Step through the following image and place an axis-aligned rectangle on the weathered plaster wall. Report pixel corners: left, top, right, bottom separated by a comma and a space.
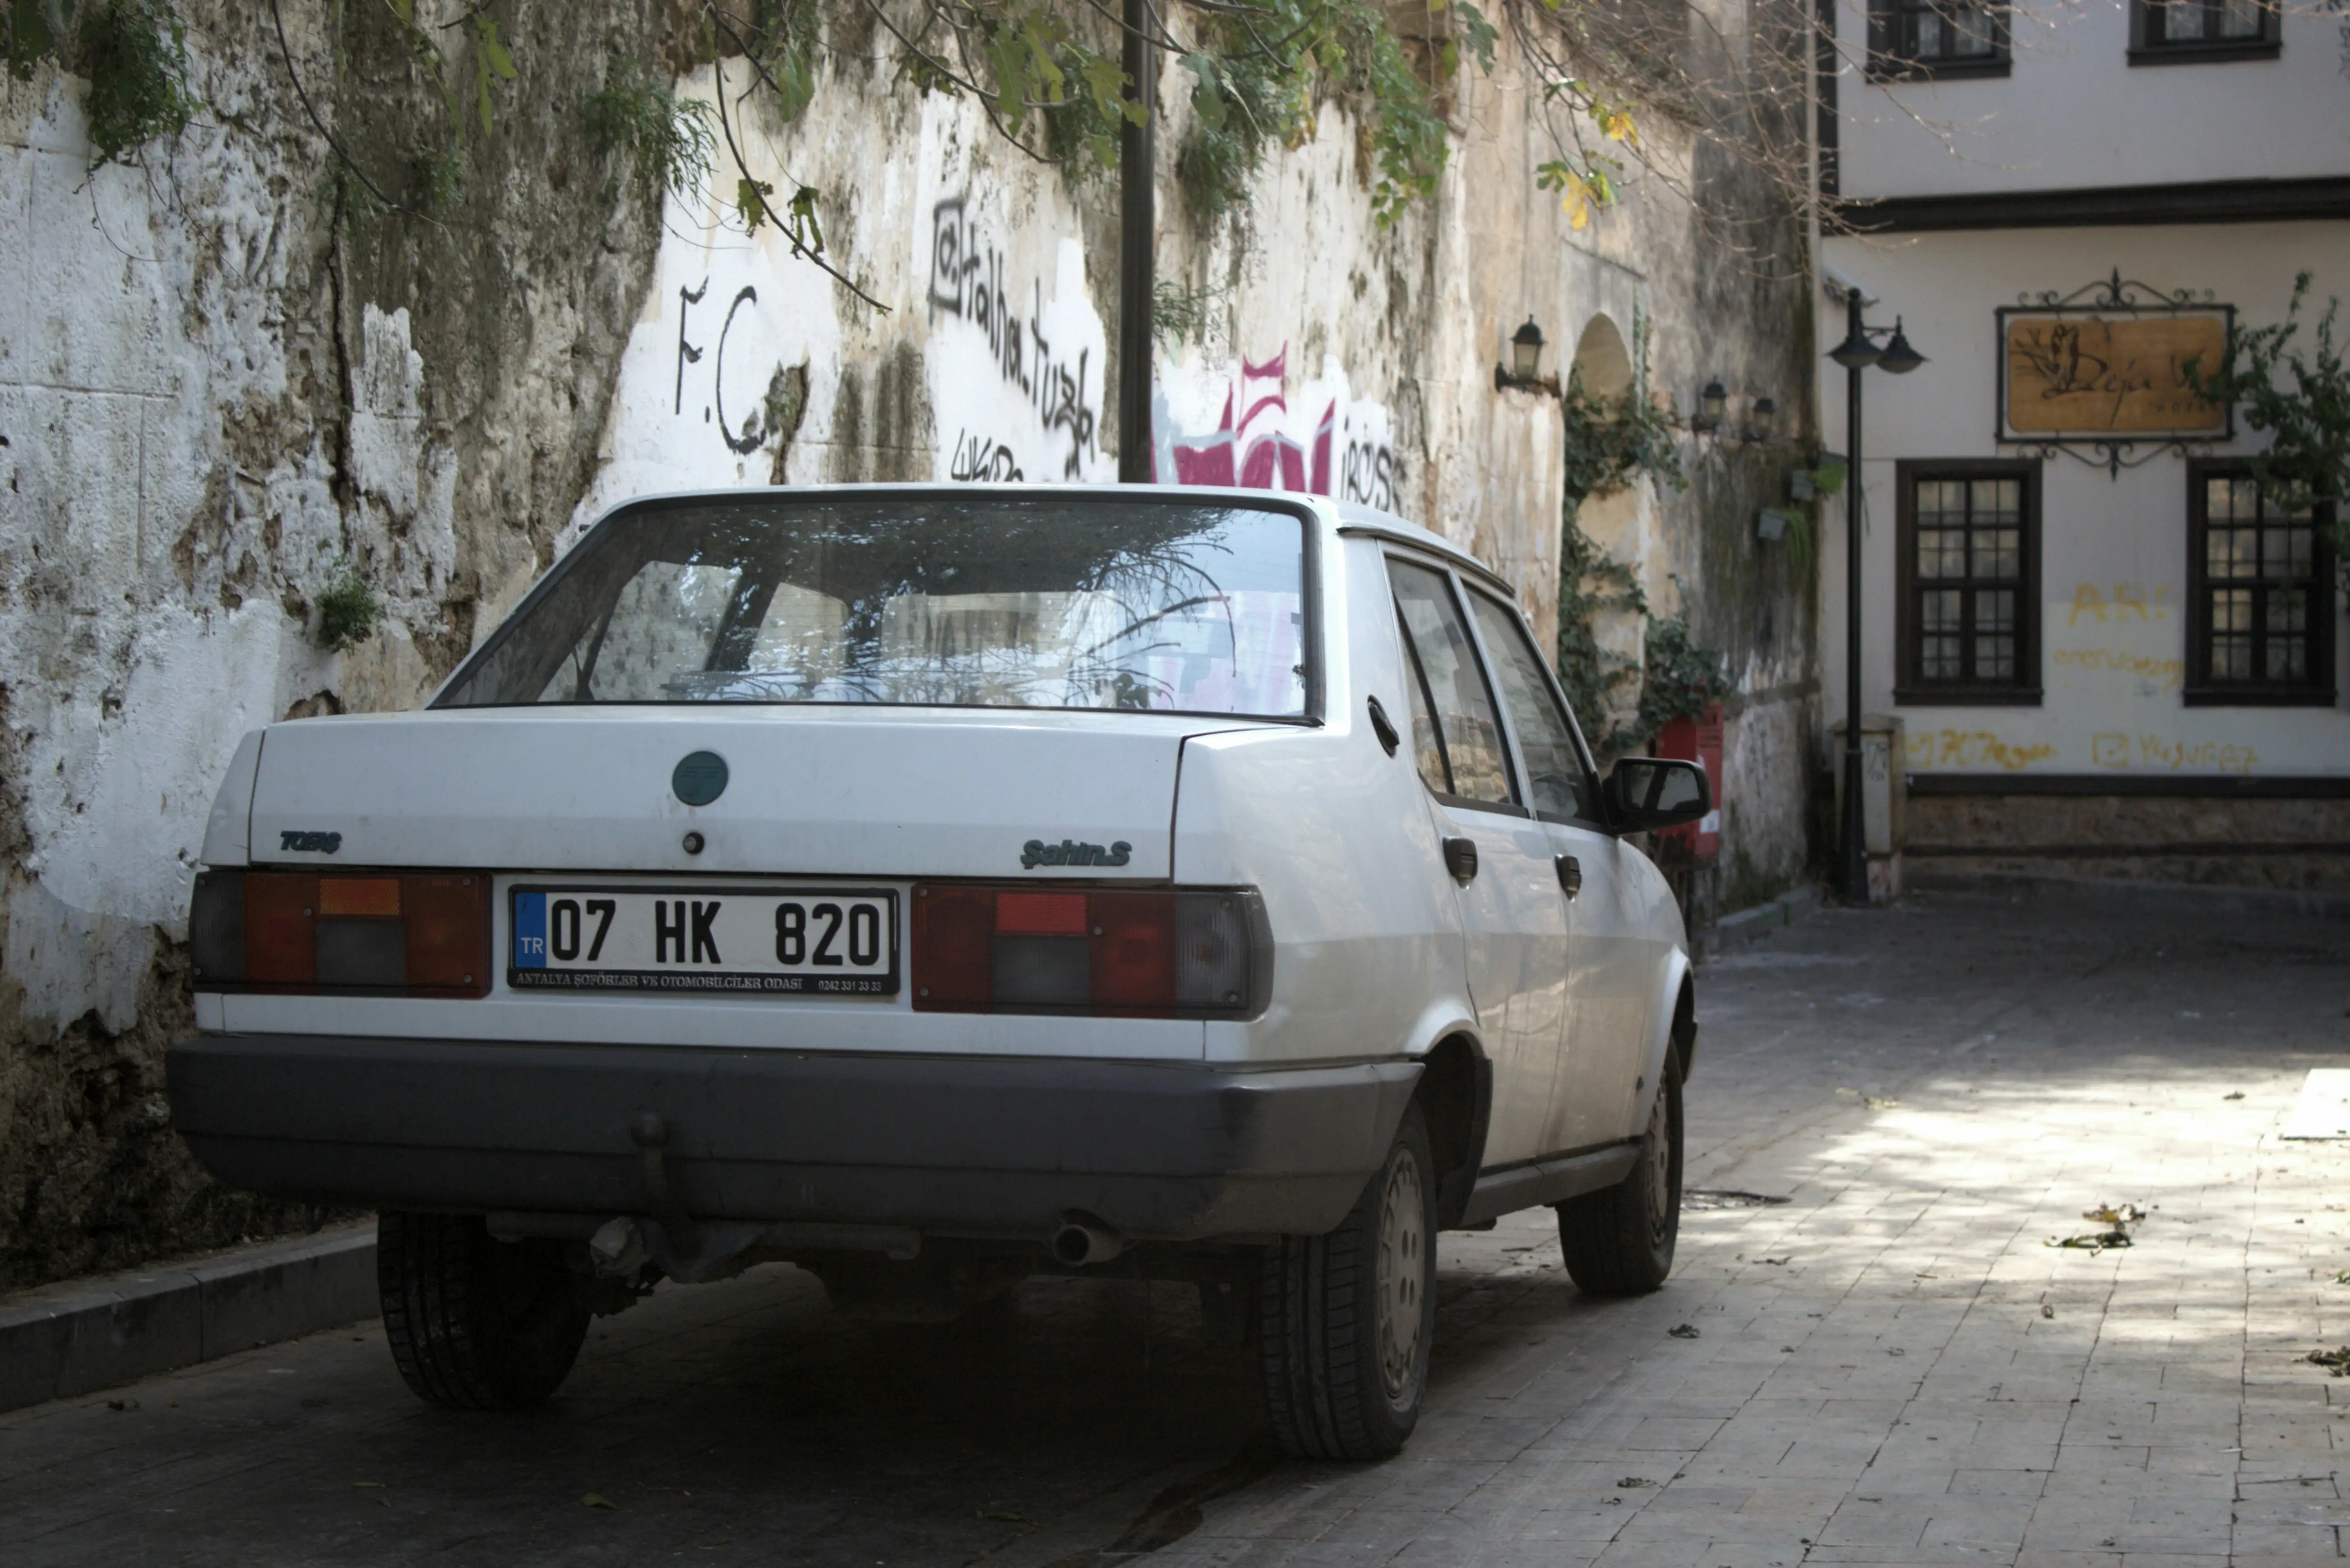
0, 0, 680, 1288
0, 2, 1810, 1288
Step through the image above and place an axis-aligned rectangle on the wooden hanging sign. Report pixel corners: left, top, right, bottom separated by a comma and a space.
1994, 275, 2233, 446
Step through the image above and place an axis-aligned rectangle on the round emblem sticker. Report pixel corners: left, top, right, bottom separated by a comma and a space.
671, 751, 729, 807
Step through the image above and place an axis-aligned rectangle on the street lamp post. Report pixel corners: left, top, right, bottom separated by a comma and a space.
1825, 290, 1925, 905
1116, 0, 1156, 481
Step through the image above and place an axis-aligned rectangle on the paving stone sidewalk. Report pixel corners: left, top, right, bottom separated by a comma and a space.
1163, 886, 2350, 1568
0, 883, 2344, 1568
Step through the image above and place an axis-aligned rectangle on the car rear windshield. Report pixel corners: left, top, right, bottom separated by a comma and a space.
435, 495, 1311, 718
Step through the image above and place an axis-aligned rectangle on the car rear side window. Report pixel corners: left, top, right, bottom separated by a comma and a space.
1388, 559, 1517, 806
1465, 590, 1598, 822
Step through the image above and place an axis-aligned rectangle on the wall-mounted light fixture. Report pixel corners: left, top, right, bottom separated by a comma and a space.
1692, 379, 1728, 433
1744, 396, 1777, 443
1494, 318, 1561, 395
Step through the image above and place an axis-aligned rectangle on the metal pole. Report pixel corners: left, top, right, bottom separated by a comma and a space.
1840, 292, 1870, 904
1116, 0, 1156, 483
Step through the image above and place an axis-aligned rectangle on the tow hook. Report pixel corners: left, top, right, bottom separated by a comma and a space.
630, 1109, 699, 1258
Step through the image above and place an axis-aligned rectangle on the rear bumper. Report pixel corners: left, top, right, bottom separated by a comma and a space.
166, 1034, 1421, 1242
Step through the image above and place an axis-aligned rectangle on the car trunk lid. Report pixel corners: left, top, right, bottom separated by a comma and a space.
243, 708, 1257, 879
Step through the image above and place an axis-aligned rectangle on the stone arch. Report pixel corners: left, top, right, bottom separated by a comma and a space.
1564, 312, 1642, 566
1559, 310, 1648, 716
1569, 314, 1633, 400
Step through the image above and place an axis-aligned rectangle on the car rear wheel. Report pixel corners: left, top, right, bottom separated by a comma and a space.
378, 1211, 591, 1409
1258, 1103, 1436, 1460
1555, 1051, 1683, 1296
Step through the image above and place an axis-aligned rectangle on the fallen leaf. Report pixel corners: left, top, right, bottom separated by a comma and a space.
2331, 1271, 2350, 1285
2047, 1231, 2133, 1253
2225, 1092, 2245, 1101
1617, 1477, 1656, 1488
2307, 1347, 2350, 1376
1601, 1495, 1622, 1505
583, 1493, 618, 1510
1862, 1095, 1899, 1110
2040, 1304, 2055, 1319
2082, 1204, 2143, 1225
1667, 1324, 1701, 1339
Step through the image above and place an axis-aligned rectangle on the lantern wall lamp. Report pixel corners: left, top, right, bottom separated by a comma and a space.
1494, 317, 1562, 396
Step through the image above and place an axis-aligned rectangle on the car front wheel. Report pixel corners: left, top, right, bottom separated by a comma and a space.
1555, 1050, 1683, 1296
378, 1211, 591, 1409
1258, 1102, 1437, 1460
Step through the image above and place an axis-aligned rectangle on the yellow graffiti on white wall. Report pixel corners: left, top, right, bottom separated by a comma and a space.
2050, 648, 2185, 690
2090, 733, 2260, 774
2065, 583, 2176, 627
1904, 730, 2060, 770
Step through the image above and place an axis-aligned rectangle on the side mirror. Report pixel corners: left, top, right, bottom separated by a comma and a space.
1602, 757, 1711, 834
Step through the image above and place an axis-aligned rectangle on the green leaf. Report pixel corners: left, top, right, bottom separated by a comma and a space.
736, 174, 774, 231
785, 184, 823, 256
773, 45, 815, 123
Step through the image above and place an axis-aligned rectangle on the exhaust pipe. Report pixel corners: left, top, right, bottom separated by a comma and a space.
1050, 1216, 1127, 1267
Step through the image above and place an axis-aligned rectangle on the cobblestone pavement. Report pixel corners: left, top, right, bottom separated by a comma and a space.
3, 884, 2346, 1568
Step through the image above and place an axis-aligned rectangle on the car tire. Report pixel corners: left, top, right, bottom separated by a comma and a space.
1555, 1051, 1683, 1297
1258, 1102, 1436, 1460
377, 1211, 591, 1410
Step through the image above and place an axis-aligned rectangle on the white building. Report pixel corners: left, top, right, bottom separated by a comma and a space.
1818, 0, 2349, 888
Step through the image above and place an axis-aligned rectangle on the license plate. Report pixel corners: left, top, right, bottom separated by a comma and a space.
508, 885, 898, 995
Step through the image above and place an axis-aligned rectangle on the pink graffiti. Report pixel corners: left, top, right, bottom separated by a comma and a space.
1166, 347, 1336, 496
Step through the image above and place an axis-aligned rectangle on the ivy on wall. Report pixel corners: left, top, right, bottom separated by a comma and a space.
4, 1, 1656, 289
1559, 376, 1681, 508
2186, 271, 2350, 571
1552, 332, 1725, 754
5, 0, 190, 168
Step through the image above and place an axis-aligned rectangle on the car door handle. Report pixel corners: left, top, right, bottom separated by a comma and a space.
1555, 854, 1582, 899
1443, 837, 1479, 884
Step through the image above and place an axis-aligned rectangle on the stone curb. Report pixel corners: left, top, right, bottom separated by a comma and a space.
1697, 882, 1822, 962
1905, 866, 2350, 921
0, 1222, 377, 1414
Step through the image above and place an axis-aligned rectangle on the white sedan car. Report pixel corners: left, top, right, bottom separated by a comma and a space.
168, 486, 1707, 1459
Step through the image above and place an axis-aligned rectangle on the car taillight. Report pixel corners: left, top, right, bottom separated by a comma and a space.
911, 885, 1268, 1018
190, 870, 490, 997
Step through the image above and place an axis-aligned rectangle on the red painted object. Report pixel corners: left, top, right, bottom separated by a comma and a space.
1655, 704, 1724, 859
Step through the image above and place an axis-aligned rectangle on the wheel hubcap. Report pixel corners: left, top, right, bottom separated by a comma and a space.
1643, 1080, 1673, 1246
1376, 1153, 1426, 1401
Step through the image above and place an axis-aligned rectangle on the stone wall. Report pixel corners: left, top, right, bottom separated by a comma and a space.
1907, 794, 2350, 891
0, 0, 1813, 1288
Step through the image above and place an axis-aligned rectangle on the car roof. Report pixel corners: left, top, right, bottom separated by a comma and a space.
1328, 501, 1516, 596
578, 483, 1518, 598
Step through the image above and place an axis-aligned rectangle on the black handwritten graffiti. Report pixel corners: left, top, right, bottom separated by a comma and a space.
949, 430, 1024, 483
1033, 332, 1095, 479
929, 194, 1101, 479
1341, 439, 1402, 512
675, 278, 708, 415
714, 286, 766, 455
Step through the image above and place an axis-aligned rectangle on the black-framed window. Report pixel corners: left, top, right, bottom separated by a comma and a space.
1896, 461, 2042, 705
2129, 0, 2280, 64
1868, 0, 2010, 79
2186, 466, 2336, 706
